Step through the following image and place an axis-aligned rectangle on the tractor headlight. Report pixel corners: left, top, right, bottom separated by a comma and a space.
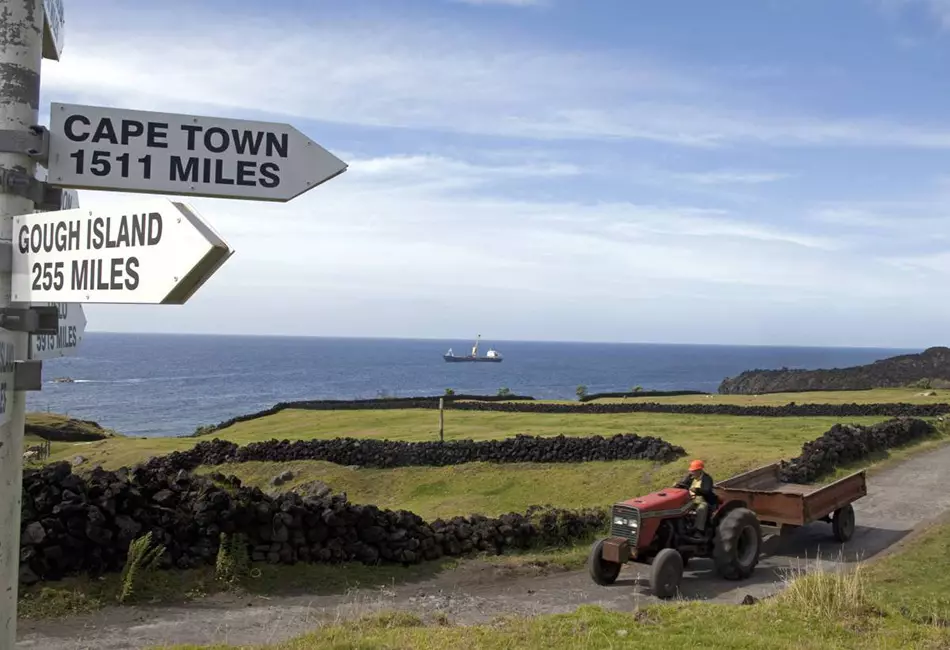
613, 517, 638, 528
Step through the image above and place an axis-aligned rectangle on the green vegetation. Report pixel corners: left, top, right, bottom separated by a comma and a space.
31, 388, 950, 521
17, 559, 449, 620
117, 532, 166, 604
155, 519, 950, 650
19, 388, 950, 632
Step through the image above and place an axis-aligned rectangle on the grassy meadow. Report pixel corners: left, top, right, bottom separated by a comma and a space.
29, 387, 950, 520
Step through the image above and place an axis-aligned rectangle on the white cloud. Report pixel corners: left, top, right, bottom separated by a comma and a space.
71, 153, 925, 305
38, 4, 950, 150
670, 170, 792, 185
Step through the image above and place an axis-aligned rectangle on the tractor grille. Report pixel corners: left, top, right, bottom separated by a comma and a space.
609, 505, 641, 546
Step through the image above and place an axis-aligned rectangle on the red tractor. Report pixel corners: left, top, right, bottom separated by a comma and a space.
587, 462, 867, 599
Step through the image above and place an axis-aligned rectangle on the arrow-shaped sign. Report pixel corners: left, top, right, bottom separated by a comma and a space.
46, 102, 348, 202
11, 198, 233, 304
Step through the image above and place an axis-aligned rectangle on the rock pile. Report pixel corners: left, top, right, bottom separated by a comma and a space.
18, 462, 607, 585
579, 390, 709, 402
144, 433, 687, 473
778, 417, 936, 483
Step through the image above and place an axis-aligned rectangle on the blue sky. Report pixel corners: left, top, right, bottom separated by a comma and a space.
36, 0, 950, 346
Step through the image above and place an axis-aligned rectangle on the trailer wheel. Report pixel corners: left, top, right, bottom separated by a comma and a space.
650, 548, 683, 600
832, 504, 855, 542
713, 507, 762, 581
587, 539, 622, 586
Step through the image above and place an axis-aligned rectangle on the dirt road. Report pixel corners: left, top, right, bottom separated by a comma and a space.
17, 444, 950, 649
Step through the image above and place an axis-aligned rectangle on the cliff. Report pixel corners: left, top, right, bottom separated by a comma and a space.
717, 346, 950, 394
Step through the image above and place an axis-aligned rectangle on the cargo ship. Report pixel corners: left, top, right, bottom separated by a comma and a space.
443, 335, 503, 363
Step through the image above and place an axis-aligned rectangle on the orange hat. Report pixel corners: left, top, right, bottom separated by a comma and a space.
689, 459, 704, 471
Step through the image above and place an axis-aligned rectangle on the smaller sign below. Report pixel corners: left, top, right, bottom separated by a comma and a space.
42, 0, 64, 61
30, 302, 86, 360
34, 167, 79, 212
0, 331, 15, 427
11, 198, 233, 305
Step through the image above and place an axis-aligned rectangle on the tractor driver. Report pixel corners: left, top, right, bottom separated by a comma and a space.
674, 459, 716, 539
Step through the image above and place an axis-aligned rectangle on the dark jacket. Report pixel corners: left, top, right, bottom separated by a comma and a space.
675, 471, 717, 505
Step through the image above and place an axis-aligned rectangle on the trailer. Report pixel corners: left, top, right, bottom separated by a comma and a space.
714, 462, 867, 542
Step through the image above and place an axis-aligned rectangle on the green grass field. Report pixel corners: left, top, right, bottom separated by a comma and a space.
37, 409, 918, 520
156, 516, 950, 650
31, 388, 950, 520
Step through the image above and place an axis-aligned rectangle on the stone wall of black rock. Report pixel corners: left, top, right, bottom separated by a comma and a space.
578, 390, 709, 402
145, 433, 688, 474
778, 417, 937, 484
448, 401, 950, 417
18, 462, 607, 585
196, 394, 536, 436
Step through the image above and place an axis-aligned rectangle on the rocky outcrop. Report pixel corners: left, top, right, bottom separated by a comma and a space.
778, 417, 937, 483
25, 415, 113, 442
18, 462, 607, 584
146, 433, 687, 472
718, 347, 950, 395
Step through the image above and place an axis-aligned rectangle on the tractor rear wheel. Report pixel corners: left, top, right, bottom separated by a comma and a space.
713, 507, 762, 581
832, 504, 855, 542
588, 539, 622, 586
650, 548, 684, 600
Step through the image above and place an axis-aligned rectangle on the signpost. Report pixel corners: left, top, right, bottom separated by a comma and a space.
0, 1, 347, 645
47, 103, 349, 201
12, 198, 233, 304
29, 302, 85, 360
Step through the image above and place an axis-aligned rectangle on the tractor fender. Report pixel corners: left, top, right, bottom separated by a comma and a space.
713, 499, 748, 526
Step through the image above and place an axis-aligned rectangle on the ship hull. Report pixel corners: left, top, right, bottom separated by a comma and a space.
443, 355, 503, 363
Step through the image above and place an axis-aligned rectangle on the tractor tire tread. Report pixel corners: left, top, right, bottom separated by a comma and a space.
713, 507, 762, 581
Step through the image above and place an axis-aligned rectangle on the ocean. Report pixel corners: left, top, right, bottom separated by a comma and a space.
26, 333, 918, 439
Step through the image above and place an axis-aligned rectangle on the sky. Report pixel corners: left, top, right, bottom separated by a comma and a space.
31, 0, 950, 347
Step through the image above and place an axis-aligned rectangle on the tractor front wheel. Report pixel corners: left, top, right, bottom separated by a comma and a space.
588, 539, 622, 586
713, 507, 762, 581
650, 548, 684, 600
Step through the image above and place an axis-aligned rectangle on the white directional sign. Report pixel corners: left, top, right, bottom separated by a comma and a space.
42, 0, 64, 61
47, 102, 348, 202
30, 302, 86, 360
11, 198, 233, 304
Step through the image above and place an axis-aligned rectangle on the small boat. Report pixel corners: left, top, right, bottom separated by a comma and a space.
52, 377, 75, 383
444, 335, 503, 363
